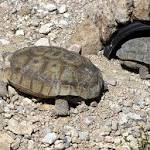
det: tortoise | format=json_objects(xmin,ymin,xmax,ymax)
[
  {"xmin": 0, "ymin": 46, "xmax": 104, "ymax": 116},
  {"xmin": 116, "ymin": 37, "xmax": 150, "ymax": 79}
]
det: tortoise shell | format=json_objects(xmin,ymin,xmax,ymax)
[
  {"xmin": 116, "ymin": 37, "xmax": 150, "ymax": 64},
  {"xmin": 8, "ymin": 46, "xmax": 103, "ymax": 99}
]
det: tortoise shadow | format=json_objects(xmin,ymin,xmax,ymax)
[{"xmin": 13, "ymin": 85, "xmax": 107, "ymax": 108}]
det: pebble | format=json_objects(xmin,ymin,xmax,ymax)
[
  {"xmin": 68, "ymin": 44, "xmax": 81, "ymax": 54},
  {"xmin": 42, "ymin": 132, "xmax": 58, "ymax": 145},
  {"xmin": 28, "ymin": 140, "xmax": 35, "ymax": 149},
  {"xmin": 54, "ymin": 140, "xmax": 65, "ymax": 150},
  {"xmin": 15, "ymin": 29, "xmax": 25, "ymax": 36},
  {"xmin": 43, "ymin": 3, "xmax": 57, "ymax": 12},
  {"xmin": 106, "ymin": 79, "xmax": 117, "ymax": 86},
  {"xmin": 58, "ymin": 5, "xmax": 67, "ymax": 14},
  {"xmin": 119, "ymin": 113, "xmax": 128, "ymax": 125},
  {"xmin": 58, "ymin": 20, "xmax": 68, "ymax": 27},
  {"xmin": 79, "ymin": 131, "xmax": 90, "ymax": 141},
  {"xmin": 8, "ymin": 86, "xmax": 17, "ymax": 97},
  {"xmin": 0, "ymin": 38, "xmax": 10, "ymax": 45},
  {"xmin": 22, "ymin": 98, "xmax": 32, "ymax": 105},
  {"xmin": 84, "ymin": 116, "xmax": 95, "ymax": 126},
  {"xmin": 90, "ymin": 101, "xmax": 98, "ymax": 107},
  {"xmin": 127, "ymin": 112, "xmax": 142, "ymax": 121},
  {"xmin": 39, "ymin": 23, "xmax": 53, "ymax": 34},
  {"xmin": 34, "ymin": 38, "xmax": 50, "ymax": 46}
]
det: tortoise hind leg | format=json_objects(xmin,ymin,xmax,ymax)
[
  {"xmin": 139, "ymin": 65, "xmax": 150, "ymax": 79},
  {"xmin": 55, "ymin": 99, "xmax": 69, "ymax": 116}
]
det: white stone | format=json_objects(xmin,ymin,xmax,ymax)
[
  {"xmin": 0, "ymin": 39, "xmax": 10, "ymax": 45},
  {"xmin": 58, "ymin": 5, "xmax": 67, "ymax": 14},
  {"xmin": 15, "ymin": 29, "xmax": 25, "ymax": 36},
  {"xmin": 63, "ymin": 13, "xmax": 70, "ymax": 18},
  {"xmin": 79, "ymin": 131, "xmax": 89, "ymax": 141},
  {"xmin": 39, "ymin": 23, "xmax": 53, "ymax": 34},
  {"xmin": 68, "ymin": 44, "xmax": 81, "ymax": 54},
  {"xmin": 34, "ymin": 38, "xmax": 50, "ymax": 46},
  {"xmin": 8, "ymin": 86, "xmax": 17, "ymax": 97},
  {"xmin": 55, "ymin": 140, "xmax": 65, "ymax": 150},
  {"xmin": 22, "ymin": 98, "xmax": 32, "ymax": 105},
  {"xmin": 58, "ymin": 20, "xmax": 68, "ymax": 27},
  {"xmin": 43, "ymin": 3, "xmax": 57, "ymax": 12},
  {"xmin": 42, "ymin": 132, "xmax": 58, "ymax": 144},
  {"xmin": 119, "ymin": 113, "xmax": 128, "ymax": 125},
  {"xmin": 127, "ymin": 112, "xmax": 142, "ymax": 120},
  {"xmin": 7, "ymin": 118, "xmax": 34, "ymax": 135}
]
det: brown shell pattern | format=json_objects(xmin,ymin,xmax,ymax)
[{"xmin": 8, "ymin": 46, "xmax": 103, "ymax": 99}]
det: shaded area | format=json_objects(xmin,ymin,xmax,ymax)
[{"xmin": 103, "ymin": 21, "xmax": 150, "ymax": 59}]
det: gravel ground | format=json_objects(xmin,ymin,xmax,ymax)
[{"xmin": 0, "ymin": 0, "xmax": 150, "ymax": 150}]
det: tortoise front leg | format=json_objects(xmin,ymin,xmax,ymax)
[
  {"xmin": 139, "ymin": 65, "xmax": 150, "ymax": 79},
  {"xmin": 55, "ymin": 99, "xmax": 69, "ymax": 116}
]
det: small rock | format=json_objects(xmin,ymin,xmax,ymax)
[
  {"xmin": 15, "ymin": 29, "xmax": 25, "ymax": 36},
  {"xmin": 30, "ymin": 19, "xmax": 40, "ymax": 27},
  {"xmin": 105, "ymin": 136, "xmax": 114, "ymax": 143},
  {"xmin": 58, "ymin": 20, "xmax": 68, "ymax": 27},
  {"xmin": 106, "ymin": 78, "xmax": 117, "ymax": 86},
  {"xmin": 43, "ymin": 3, "xmax": 57, "ymax": 12},
  {"xmin": 8, "ymin": 86, "xmax": 17, "ymax": 97},
  {"xmin": 42, "ymin": 132, "xmax": 58, "ymax": 144},
  {"xmin": 77, "ymin": 102, "xmax": 88, "ymax": 113},
  {"xmin": 127, "ymin": 112, "xmax": 142, "ymax": 120},
  {"xmin": 119, "ymin": 113, "xmax": 128, "ymax": 125},
  {"xmin": 7, "ymin": 118, "xmax": 34, "ymax": 135},
  {"xmin": 11, "ymin": 137, "xmax": 21, "ymax": 150},
  {"xmin": 68, "ymin": 44, "xmax": 81, "ymax": 54},
  {"xmin": 84, "ymin": 116, "xmax": 95, "ymax": 126},
  {"xmin": 90, "ymin": 101, "xmax": 98, "ymax": 107},
  {"xmin": 55, "ymin": 140, "xmax": 65, "ymax": 150},
  {"xmin": 18, "ymin": 4, "xmax": 31, "ymax": 16},
  {"xmin": 123, "ymin": 101, "xmax": 133, "ymax": 107},
  {"xmin": 0, "ymin": 39, "xmax": 10, "ymax": 45},
  {"xmin": 22, "ymin": 98, "xmax": 32, "ymax": 105},
  {"xmin": 79, "ymin": 131, "xmax": 90, "ymax": 141},
  {"xmin": 35, "ymin": 38, "xmax": 50, "ymax": 46},
  {"xmin": 64, "ymin": 136, "xmax": 71, "ymax": 148},
  {"xmin": 28, "ymin": 140, "xmax": 35, "ymax": 149},
  {"xmin": 111, "ymin": 121, "xmax": 118, "ymax": 131},
  {"xmin": 11, "ymin": 95, "xmax": 19, "ymax": 103},
  {"xmin": 114, "ymin": 136, "xmax": 121, "ymax": 144},
  {"xmin": 144, "ymin": 97, "xmax": 150, "ymax": 106},
  {"xmin": 136, "ymin": 100, "xmax": 145, "ymax": 108},
  {"xmin": 39, "ymin": 23, "xmax": 53, "ymax": 34},
  {"xmin": 63, "ymin": 13, "xmax": 70, "ymax": 18},
  {"xmin": 58, "ymin": 5, "xmax": 67, "ymax": 14}
]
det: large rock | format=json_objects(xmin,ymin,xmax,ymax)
[
  {"xmin": 69, "ymin": 18, "xmax": 101, "ymax": 55},
  {"xmin": 86, "ymin": 0, "xmax": 150, "ymax": 42},
  {"xmin": 7, "ymin": 118, "xmax": 34, "ymax": 135}
]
